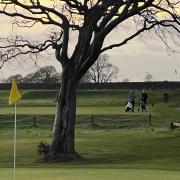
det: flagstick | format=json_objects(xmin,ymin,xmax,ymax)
[
  {"xmin": 13, "ymin": 103, "xmax": 17, "ymax": 180},
  {"xmin": 9, "ymin": 79, "xmax": 21, "ymax": 180}
]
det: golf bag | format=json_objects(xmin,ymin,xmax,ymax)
[
  {"xmin": 125, "ymin": 101, "xmax": 133, "ymax": 112},
  {"xmin": 139, "ymin": 99, "xmax": 146, "ymax": 112}
]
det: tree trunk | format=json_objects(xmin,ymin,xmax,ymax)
[{"xmin": 50, "ymin": 65, "xmax": 78, "ymax": 160}]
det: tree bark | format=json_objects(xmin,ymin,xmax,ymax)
[{"xmin": 50, "ymin": 64, "xmax": 78, "ymax": 159}]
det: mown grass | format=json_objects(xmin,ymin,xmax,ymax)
[
  {"xmin": 1, "ymin": 168, "xmax": 180, "ymax": 180},
  {"xmin": 1, "ymin": 128, "xmax": 180, "ymax": 169},
  {"xmin": 1, "ymin": 89, "xmax": 180, "ymax": 179},
  {"xmin": 1, "ymin": 89, "xmax": 180, "ymax": 116}
]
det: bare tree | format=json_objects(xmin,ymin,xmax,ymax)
[
  {"xmin": 23, "ymin": 73, "xmax": 36, "ymax": 83},
  {"xmin": 88, "ymin": 54, "xmax": 119, "ymax": 84},
  {"xmin": 144, "ymin": 72, "xmax": 154, "ymax": 82},
  {"xmin": 79, "ymin": 71, "xmax": 91, "ymax": 83},
  {"xmin": 6, "ymin": 74, "xmax": 23, "ymax": 83},
  {"xmin": 23, "ymin": 67, "xmax": 61, "ymax": 83},
  {"xmin": 33, "ymin": 66, "xmax": 60, "ymax": 83},
  {"xmin": 80, "ymin": 54, "xmax": 119, "ymax": 83},
  {"xmin": 0, "ymin": 0, "xmax": 179, "ymax": 160}
]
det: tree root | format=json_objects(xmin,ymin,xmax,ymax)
[{"xmin": 38, "ymin": 141, "xmax": 82, "ymax": 162}]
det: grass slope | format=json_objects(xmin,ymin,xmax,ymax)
[
  {"xmin": 1, "ymin": 89, "xmax": 180, "ymax": 179},
  {"xmin": 1, "ymin": 128, "xmax": 180, "ymax": 170}
]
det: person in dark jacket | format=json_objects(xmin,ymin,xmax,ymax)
[{"xmin": 140, "ymin": 90, "xmax": 148, "ymax": 111}]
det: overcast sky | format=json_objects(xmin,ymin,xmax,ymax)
[{"xmin": 0, "ymin": 15, "xmax": 180, "ymax": 82}]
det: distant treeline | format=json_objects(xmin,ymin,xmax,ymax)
[{"xmin": 1, "ymin": 81, "xmax": 180, "ymax": 90}]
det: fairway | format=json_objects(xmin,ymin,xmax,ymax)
[
  {"xmin": 1, "ymin": 168, "xmax": 180, "ymax": 180},
  {"xmin": 0, "ymin": 0, "xmax": 179, "ymax": 178},
  {"xmin": 1, "ymin": 89, "xmax": 180, "ymax": 179}
]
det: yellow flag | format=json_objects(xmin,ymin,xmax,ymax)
[{"xmin": 9, "ymin": 79, "xmax": 21, "ymax": 105}]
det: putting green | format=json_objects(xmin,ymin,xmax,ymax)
[{"xmin": 1, "ymin": 168, "xmax": 180, "ymax": 180}]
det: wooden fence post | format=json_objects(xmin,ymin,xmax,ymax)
[
  {"xmin": 170, "ymin": 122, "xmax": 173, "ymax": 131},
  {"xmin": 33, "ymin": 115, "xmax": 37, "ymax": 128},
  {"xmin": 148, "ymin": 113, "xmax": 153, "ymax": 131},
  {"xmin": 91, "ymin": 115, "xmax": 95, "ymax": 126}
]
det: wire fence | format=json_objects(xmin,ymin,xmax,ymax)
[{"xmin": 0, "ymin": 113, "xmax": 178, "ymax": 130}]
